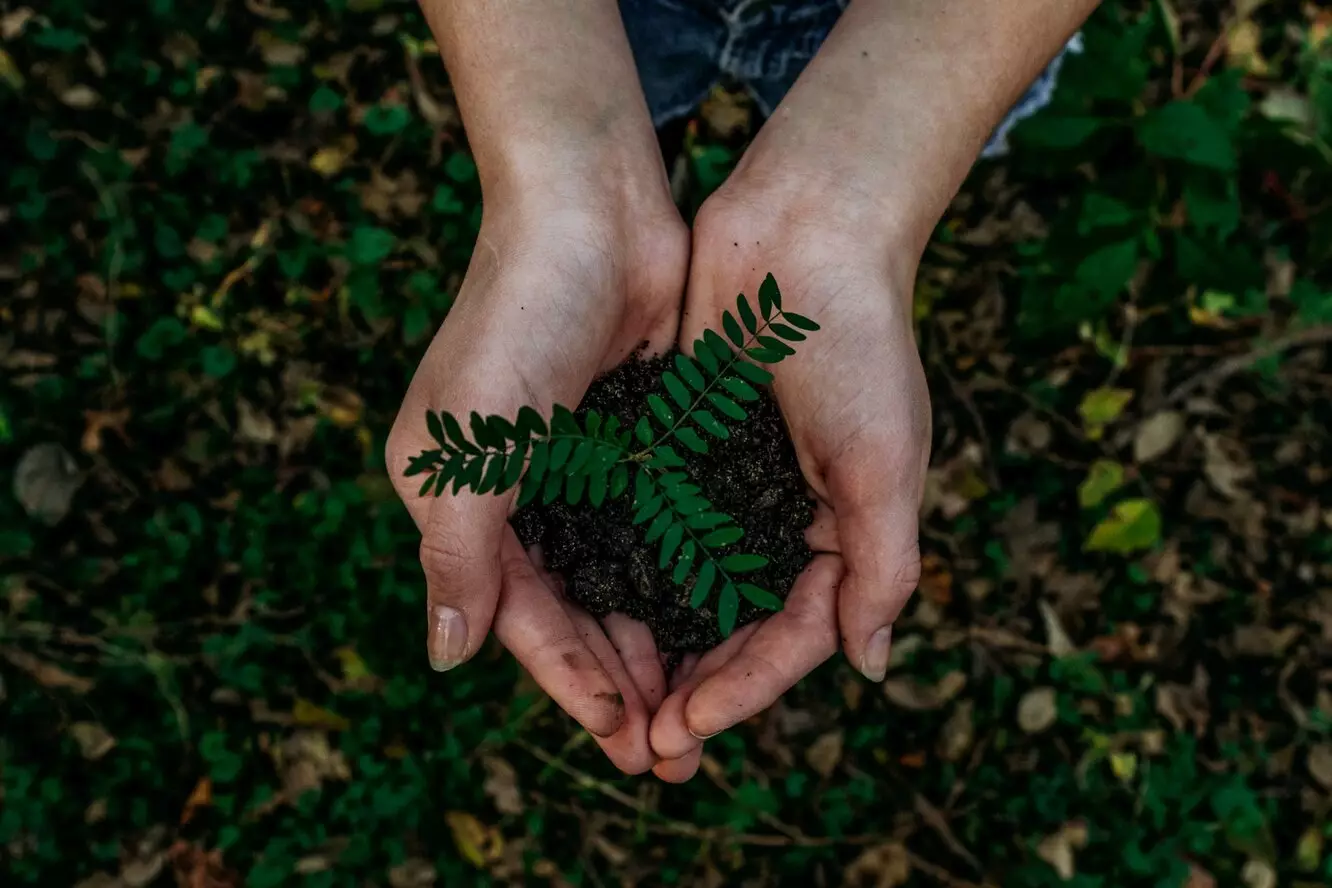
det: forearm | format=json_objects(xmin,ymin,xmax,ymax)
[
  {"xmin": 419, "ymin": 0, "xmax": 667, "ymax": 209},
  {"xmin": 732, "ymin": 0, "xmax": 1099, "ymax": 253}
]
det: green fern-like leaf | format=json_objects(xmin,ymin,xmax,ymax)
[
  {"xmin": 405, "ymin": 273, "xmax": 820, "ymax": 636},
  {"xmin": 718, "ymin": 583, "xmax": 739, "ymax": 637},
  {"xmin": 737, "ymin": 294, "xmax": 758, "ymax": 334}
]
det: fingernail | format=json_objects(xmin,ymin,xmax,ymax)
[
  {"xmin": 860, "ymin": 625, "xmax": 893, "ymax": 683},
  {"xmin": 688, "ymin": 727, "xmax": 721, "ymax": 741},
  {"xmin": 427, "ymin": 604, "xmax": 467, "ymax": 672}
]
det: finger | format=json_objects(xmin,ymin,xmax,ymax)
[
  {"xmin": 649, "ymin": 623, "xmax": 761, "ymax": 760},
  {"xmin": 834, "ymin": 497, "xmax": 921, "ymax": 683},
  {"xmin": 651, "ymin": 654, "xmax": 704, "ymax": 782},
  {"xmin": 652, "ymin": 746, "xmax": 703, "ymax": 783},
  {"xmin": 681, "ymin": 555, "xmax": 843, "ymax": 740},
  {"xmin": 493, "ymin": 533, "xmax": 625, "ymax": 738},
  {"xmin": 603, "ymin": 613, "xmax": 667, "ymax": 712},
  {"xmin": 567, "ymin": 607, "xmax": 656, "ymax": 775},
  {"xmin": 419, "ymin": 491, "xmax": 509, "ymax": 672},
  {"xmin": 804, "ymin": 499, "xmax": 840, "ymax": 553}
]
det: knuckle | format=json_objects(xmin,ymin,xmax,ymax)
[
  {"xmin": 419, "ymin": 536, "xmax": 474, "ymax": 587},
  {"xmin": 893, "ymin": 540, "xmax": 923, "ymax": 594}
]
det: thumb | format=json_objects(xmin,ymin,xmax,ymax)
[
  {"xmin": 834, "ymin": 492, "xmax": 922, "ymax": 684},
  {"xmin": 421, "ymin": 486, "xmax": 509, "ymax": 672}
]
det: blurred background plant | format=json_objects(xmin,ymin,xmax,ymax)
[{"xmin": 2, "ymin": 1, "xmax": 1332, "ymax": 886}]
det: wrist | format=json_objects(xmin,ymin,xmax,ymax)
[{"xmin": 725, "ymin": 132, "xmax": 937, "ymax": 266}]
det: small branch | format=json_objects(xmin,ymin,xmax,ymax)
[
  {"xmin": 520, "ymin": 741, "xmax": 878, "ymax": 848},
  {"xmin": 1163, "ymin": 325, "xmax": 1332, "ymax": 406},
  {"xmin": 641, "ymin": 310, "xmax": 783, "ymax": 455}
]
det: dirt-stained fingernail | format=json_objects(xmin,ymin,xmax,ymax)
[
  {"xmin": 860, "ymin": 625, "xmax": 892, "ymax": 683},
  {"xmin": 427, "ymin": 603, "xmax": 467, "ymax": 672}
]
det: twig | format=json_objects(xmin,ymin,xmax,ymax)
[
  {"xmin": 1163, "ymin": 325, "xmax": 1332, "ymax": 406},
  {"xmin": 517, "ymin": 741, "xmax": 876, "ymax": 848},
  {"xmin": 928, "ymin": 341, "xmax": 1000, "ymax": 491}
]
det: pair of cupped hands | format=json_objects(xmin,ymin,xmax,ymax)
[{"xmin": 386, "ymin": 159, "xmax": 932, "ymax": 782}]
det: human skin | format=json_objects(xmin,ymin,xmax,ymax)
[
  {"xmin": 647, "ymin": 0, "xmax": 1102, "ymax": 778},
  {"xmin": 385, "ymin": 0, "xmax": 689, "ymax": 776},
  {"xmin": 389, "ymin": 0, "xmax": 1100, "ymax": 781}
]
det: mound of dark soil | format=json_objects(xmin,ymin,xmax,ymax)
[{"xmin": 511, "ymin": 352, "xmax": 815, "ymax": 654}]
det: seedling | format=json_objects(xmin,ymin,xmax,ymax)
[{"xmin": 403, "ymin": 274, "xmax": 818, "ymax": 636}]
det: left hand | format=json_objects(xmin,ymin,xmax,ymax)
[{"xmin": 648, "ymin": 178, "xmax": 933, "ymax": 773}]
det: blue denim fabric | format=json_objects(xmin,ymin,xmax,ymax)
[{"xmin": 619, "ymin": 0, "xmax": 1082, "ymax": 158}]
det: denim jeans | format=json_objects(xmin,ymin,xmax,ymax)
[{"xmin": 619, "ymin": 0, "xmax": 1081, "ymax": 157}]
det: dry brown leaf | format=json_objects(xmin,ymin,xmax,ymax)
[
  {"xmin": 387, "ymin": 857, "xmax": 437, "ymax": 888},
  {"xmin": 937, "ymin": 700, "xmax": 974, "ymax": 763},
  {"xmin": 805, "ymin": 730, "xmax": 844, "ymax": 778},
  {"xmin": 61, "ymin": 85, "xmax": 100, "ymax": 108},
  {"xmin": 82, "ymin": 408, "xmax": 131, "ymax": 454},
  {"xmin": 1202, "ymin": 433, "xmax": 1253, "ymax": 499},
  {"xmin": 236, "ymin": 399, "xmax": 277, "ymax": 445},
  {"xmin": 14, "ymin": 442, "xmax": 83, "ymax": 525},
  {"xmin": 481, "ymin": 755, "xmax": 523, "ymax": 815},
  {"xmin": 1039, "ymin": 600, "xmax": 1077, "ymax": 657},
  {"xmin": 179, "ymin": 776, "xmax": 213, "ymax": 826},
  {"xmin": 1240, "ymin": 859, "xmax": 1276, "ymax": 888},
  {"xmin": 1306, "ymin": 744, "xmax": 1332, "ymax": 789},
  {"xmin": 3, "ymin": 649, "xmax": 94, "ymax": 693},
  {"xmin": 70, "ymin": 722, "xmax": 116, "ymax": 760},
  {"xmin": 1184, "ymin": 861, "xmax": 1218, "ymax": 888},
  {"xmin": 1018, "ymin": 687, "xmax": 1059, "ymax": 734},
  {"xmin": 883, "ymin": 671, "xmax": 966, "ymax": 711},
  {"xmin": 842, "ymin": 842, "xmax": 911, "ymax": 888},
  {"xmin": 1037, "ymin": 820, "xmax": 1089, "ymax": 880},
  {"xmin": 1134, "ymin": 411, "xmax": 1185, "ymax": 463}
]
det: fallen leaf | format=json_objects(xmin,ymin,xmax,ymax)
[
  {"xmin": 1085, "ymin": 498, "xmax": 1162, "ymax": 554},
  {"xmin": 805, "ymin": 730, "xmax": 844, "ymax": 778},
  {"xmin": 1078, "ymin": 387, "xmax": 1133, "ymax": 438},
  {"xmin": 236, "ymin": 399, "xmax": 277, "ymax": 445},
  {"xmin": 843, "ymin": 842, "xmax": 911, "ymax": 888},
  {"xmin": 1306, "ymin": 744, "xmax": 1332, "ymax": 789},
  {"xmin": 445, "ymin": 811, "xmax": 503, "ymax": 869},
  {"xmin": 292, "ymin": 698, "xmax": 350, "ymax": 731},
  {"xmin": 69, "ymin": 722, "xmax": 116, "ymax": 760},
  {"xmin": 1183, "ymin": 861, "xmax": 1217, "ymax": 888},
  {"xmin": 1078, "ymin": 459, "xmax": 1126, "ymax": 508},
  {"xmin": 1240, "ymin": 859, "xmax": 1276, "ymax": 888},
  {"xmin": 1018, "ymin": 687, "xmax": 1059, "ymax": 734},
  {"xmin": 1296, "ymin": 827, "xmax": 1323, "ymax": 872},
  {"xmin": 1202, "ymin": 433, "xmax": 1253, "ymax": 499},
  {"xmin": 275, "ymin": 730, "xmax": 351, "ymax": 799},
  {"xmin": 179, "ymin": 776, "xmax": 212, "ymax": 825},
  {"xmin": 883, "ymin": 671, "xmax": 967, "ymax": 711},
  {"xmin": 937, "ymin": 700, "xmax": 974, "ymax": 763},
  {"xmin": 82, "ymin": 408, "xmax": 131, "ymax": 455},
  {"xmin": 1037, "ymin": 820, "xmax": 1089, "ymax": 880},
  {"xmin": 1109, "ymin": 751, "xmax": 1138, "ymax": 782},
  {"xmin": 256, "ymin": 30, "xmax": 305, "ymax": 66},
  {"xmin": 2, "ymin": 649, "xmax": 93, "ymax": 693},
  {"xmin": 14, "ymin": 442, "xmax": 83, "ymax": 525},
  {"xmin": 388, "ymin": 857, "xmax": 437, "ymax": 888},
  {"xmin": 1226, "ymin": 19, "xmax": 1269, "ymax": 75},
  {"xmin": 1134, "ymin": 411, "xmax": 1185, "ymax": 463},
  {"xmin": 481, "ymin": 755, "xmax": 523, "ymax": 815},
  {"xmin": 310, "ymin": 145, "xmax": 351, "ymax": 178},
  {"xmin": 1038, "ymin": 601, "xmax": 1077, "ymax": 657},
  {"xmin": 60, "ymin": 85, "xmax": 99, "ymax": 109}
]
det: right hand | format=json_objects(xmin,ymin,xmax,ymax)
[{"xmin": 386, "ymin": 189, "xmax": 689, "ymax": 775}]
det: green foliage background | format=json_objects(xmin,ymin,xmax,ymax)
[{"xmin": 3, "ymin": 1, "xmax": 1332, "ymax": 886}]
